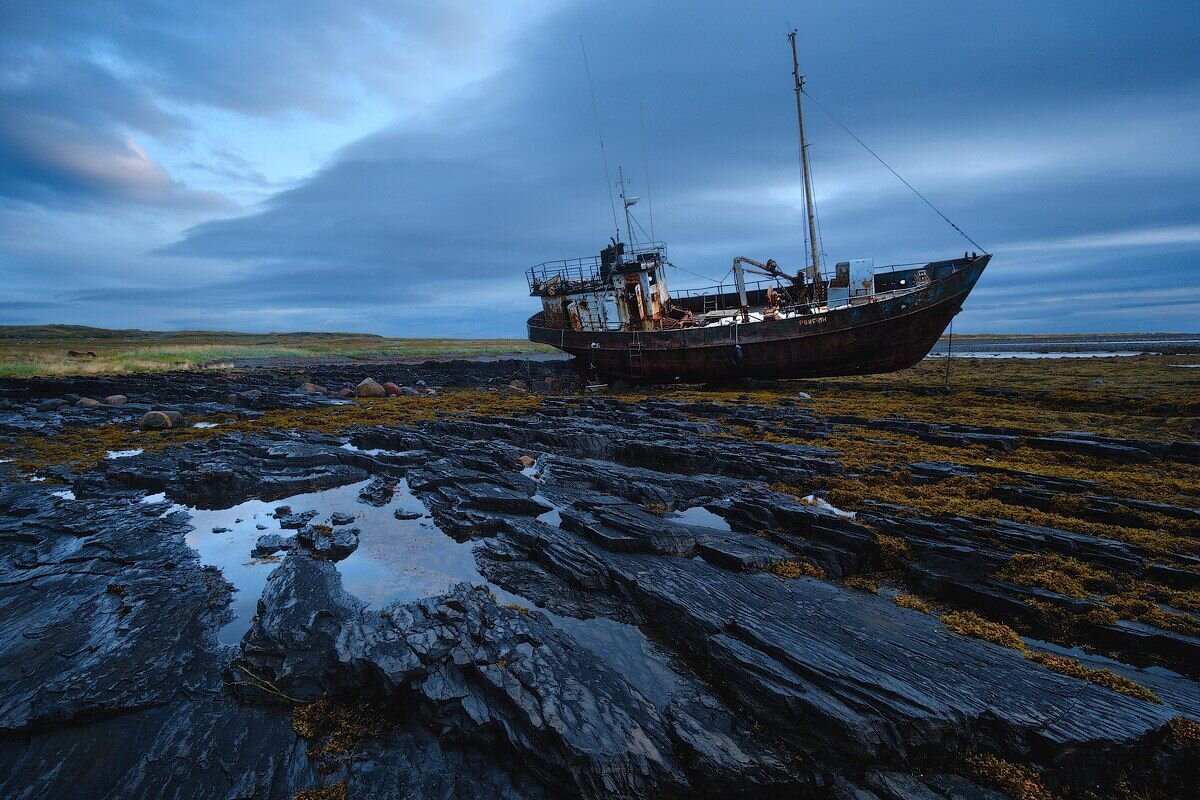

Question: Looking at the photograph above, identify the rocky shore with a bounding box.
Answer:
[1,355,1198,799]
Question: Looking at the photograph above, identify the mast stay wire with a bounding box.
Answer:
[801,88,987,254]
[807,151,827,267]
[580,36,621,243]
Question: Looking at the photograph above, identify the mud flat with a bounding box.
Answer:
[1,354,1198,799]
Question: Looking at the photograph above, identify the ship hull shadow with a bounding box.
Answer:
[528,255,989,382]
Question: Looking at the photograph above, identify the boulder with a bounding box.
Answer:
[337,388,355,398]
[401,386,421,396]
[299,382,326,395]
[139,410,185,430]
[382,382,403,396]
[355,378,386,398]
[509,379,529,391]
[104,394,128,405]
[75,397,102,407]
[227,389,265,409]
[36,399,68,412]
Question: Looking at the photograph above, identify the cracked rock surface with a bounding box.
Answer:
[1,357,1198,799]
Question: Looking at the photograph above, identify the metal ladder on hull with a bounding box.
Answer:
[628,331,644,378]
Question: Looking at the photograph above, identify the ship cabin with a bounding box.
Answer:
[526,241,671,333]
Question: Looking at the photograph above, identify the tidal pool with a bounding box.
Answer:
[176,470,689,703]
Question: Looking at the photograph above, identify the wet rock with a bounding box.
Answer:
[102,433,369,507]
[382,381,403,396]
[277,509,318,529]
[104,394,128,405]
[252,533,295,557]
[36,398,67,412]
[227,389,266,409]
[695,531,794,572]
[233,553,364,701]
[355,378,386,398]
[0,483,230,732]
[330,511,356,526]
[1027,434,1153,463]
[462,483,552,515]
[297,524,359,561]
[139,410,185,430]
[394,509,422,520]
[237,572,797,797]
[358,477,396,506]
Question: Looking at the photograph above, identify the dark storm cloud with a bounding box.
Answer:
[2,0,1199,333]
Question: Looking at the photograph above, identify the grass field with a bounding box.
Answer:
[0,325,556,377]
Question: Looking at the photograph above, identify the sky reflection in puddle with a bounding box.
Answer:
[177,474,689,702]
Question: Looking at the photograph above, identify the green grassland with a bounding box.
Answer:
[0,325,556,377]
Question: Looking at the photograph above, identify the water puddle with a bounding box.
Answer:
[106,449,144,459]
[340,442,390,456]
[51,489,75,500]
[176,470,690,704]
[523,461,564,527]
[672,506,732,531]
[181,479,466,645]
[192,422,220,429]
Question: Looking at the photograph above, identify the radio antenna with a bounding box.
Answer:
[580,36,621,243]
[640,103,656,240]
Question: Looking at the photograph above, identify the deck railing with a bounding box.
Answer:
[526,242,667,294]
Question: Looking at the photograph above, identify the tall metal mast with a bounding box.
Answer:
[789,30,823,295]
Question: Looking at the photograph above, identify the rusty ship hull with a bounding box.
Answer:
[528,254,989,382]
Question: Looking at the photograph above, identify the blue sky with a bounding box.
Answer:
[2,1,1198,335]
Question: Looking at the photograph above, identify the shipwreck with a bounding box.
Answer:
[527,32,991,382]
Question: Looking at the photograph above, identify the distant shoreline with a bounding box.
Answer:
[1,325,1197,377]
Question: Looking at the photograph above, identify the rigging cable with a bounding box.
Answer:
[580,36,621,242]
[802,88,987,254]
[665,259,722,286]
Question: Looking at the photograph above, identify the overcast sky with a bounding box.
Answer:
[2,1,1198,335]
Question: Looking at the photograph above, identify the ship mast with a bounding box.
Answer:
[789,30,823,298]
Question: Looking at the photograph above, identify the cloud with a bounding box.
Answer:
[1,0,1199,334]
